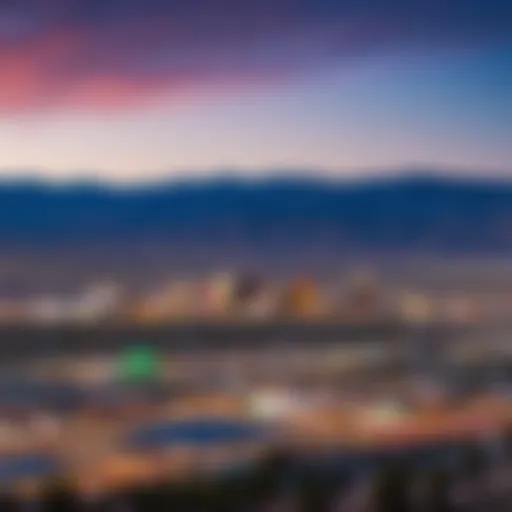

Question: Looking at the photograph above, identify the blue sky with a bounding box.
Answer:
[0,0,510,182]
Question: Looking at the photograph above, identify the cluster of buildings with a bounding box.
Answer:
[0,269,490,327]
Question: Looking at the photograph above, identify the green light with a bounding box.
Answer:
[118,346,161,383]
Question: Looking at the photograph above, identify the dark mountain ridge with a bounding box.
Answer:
[0,173,511,255]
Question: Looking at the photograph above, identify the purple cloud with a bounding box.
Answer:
[0,0,510,113]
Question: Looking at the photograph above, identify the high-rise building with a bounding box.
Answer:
[202,272,236,318]
[343,269,381,321]
[399,291,434,325]
[69,281,124,323]
[139,279,199,322]
[243,284,280,320]
[26,296,70,325]
[284,277,323,318]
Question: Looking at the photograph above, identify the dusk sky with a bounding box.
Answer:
[0,0,511,182]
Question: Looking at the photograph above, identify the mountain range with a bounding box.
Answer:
[0,173,511,259]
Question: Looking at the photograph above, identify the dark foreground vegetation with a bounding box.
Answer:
[2,428,511,511]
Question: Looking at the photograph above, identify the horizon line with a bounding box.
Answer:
[0,165,511,189]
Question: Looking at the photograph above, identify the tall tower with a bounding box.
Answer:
[345,269,379,321]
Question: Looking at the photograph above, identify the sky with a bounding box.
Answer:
[0,0,511,183]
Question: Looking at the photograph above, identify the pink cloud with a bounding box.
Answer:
[0,0,509,114]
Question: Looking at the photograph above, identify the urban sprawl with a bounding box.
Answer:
[0,269,506,326]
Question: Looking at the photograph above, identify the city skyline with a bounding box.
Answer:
[0,0,510,182]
